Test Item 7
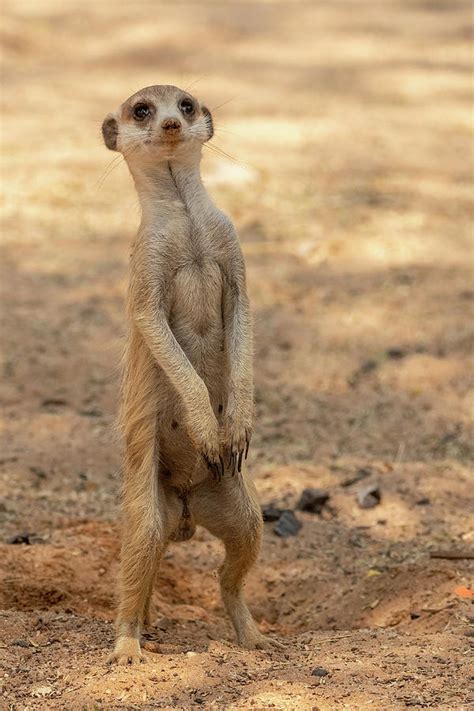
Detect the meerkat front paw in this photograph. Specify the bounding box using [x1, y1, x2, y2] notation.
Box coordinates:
[107, 637, 148, 666]
[222, 413, 252, 475]
[187, 407, 224, 480]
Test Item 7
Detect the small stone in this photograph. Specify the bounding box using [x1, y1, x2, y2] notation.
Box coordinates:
[261, 504, 284, 522]
[416, 497, 430, 506]
[79, 408, 103, 418]
[273, 510, 302, 538]
[386, 347, 406, 360]
[41, 398, 67, 408]
[155, 616, 172, 632]
[296, 488, 330, 514]
[31, 686, 53, 697]
[357, 484, 381, 509]
[7, 533, 31, 545]
[311, 666, 329, 677]
[410, 611, 421, 620]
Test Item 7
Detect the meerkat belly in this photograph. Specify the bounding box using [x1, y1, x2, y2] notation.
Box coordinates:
[156, 259, 229, 488]
[170, 260, 226, 383]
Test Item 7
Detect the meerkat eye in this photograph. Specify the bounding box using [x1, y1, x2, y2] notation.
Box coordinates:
[179, 98, 195, 116]
[133, 103, 151, 121]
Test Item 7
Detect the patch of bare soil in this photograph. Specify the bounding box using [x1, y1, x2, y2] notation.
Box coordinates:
[1, 1, 473, 709]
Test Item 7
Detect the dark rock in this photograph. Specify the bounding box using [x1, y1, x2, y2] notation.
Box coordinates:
[273, 510, 302, 538]
[29, 466, 47, 480]
[356, 484, 381, 509]
[296, 488, 330, 514]
[7, 533, 32, 544]
[348, 360, 378, 387]
[7, 532, 44, 545]
[41, 398, 68, 408]
[416, 497, 430, 506]
[261, 503, 284, 522]
[79, 408, 103, 418]
[155, 616, 173, 632]
[360, 360, 377, 374]
[311, 666, 329, 677]
[386, 347, 406, 360]
[410, 611, 421, 620]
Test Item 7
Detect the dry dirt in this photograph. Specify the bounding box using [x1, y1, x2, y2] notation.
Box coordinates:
[1, 1, 473, 709]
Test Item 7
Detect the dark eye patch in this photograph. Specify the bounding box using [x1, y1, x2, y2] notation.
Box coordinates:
[179, 98, 195, 117]
[133, 103, 151, 121]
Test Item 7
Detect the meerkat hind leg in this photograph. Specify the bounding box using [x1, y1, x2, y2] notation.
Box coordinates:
[107, 525, 163, 665]
[107, 479, 168, 665]
[192, 475, 282, 650]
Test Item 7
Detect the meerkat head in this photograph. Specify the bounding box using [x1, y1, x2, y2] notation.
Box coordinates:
[101, 85, 214, 163]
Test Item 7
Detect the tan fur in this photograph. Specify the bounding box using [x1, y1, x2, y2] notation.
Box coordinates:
[102, 86, 278, 664]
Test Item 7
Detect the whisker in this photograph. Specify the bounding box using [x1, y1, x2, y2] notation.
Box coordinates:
[95, 154, 124, 190]
[203, 142, 247, 167]
[94, 143, 140, 190]
[210, 96, 237, 112]
[183, 74, 213, 93]
[213, 126, 245, 139]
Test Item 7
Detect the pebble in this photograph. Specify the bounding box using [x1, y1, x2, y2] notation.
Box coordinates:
[296, 488, 330, 514]
[311, 667, 329, 677]
[274, 511, 302, 538]
[357, 484, 381, 509]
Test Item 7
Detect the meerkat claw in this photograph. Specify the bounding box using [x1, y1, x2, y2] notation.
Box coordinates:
[245, 433, 250, 460]
[202, 453, 220, 480]
[238, 450, 243, 473]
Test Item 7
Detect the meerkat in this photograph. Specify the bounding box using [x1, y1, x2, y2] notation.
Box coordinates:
[102, 85, 278, 665]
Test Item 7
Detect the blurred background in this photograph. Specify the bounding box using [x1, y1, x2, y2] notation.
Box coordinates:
[1, 1, 473, 708]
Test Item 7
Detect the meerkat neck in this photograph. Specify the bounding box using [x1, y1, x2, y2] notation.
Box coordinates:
[130, 154, 215, 227]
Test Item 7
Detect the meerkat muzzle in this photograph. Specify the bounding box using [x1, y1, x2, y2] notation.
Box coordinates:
[161, 118, 182, 136]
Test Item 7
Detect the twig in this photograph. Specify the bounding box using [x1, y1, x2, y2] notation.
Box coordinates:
[317, 633, 352, 643]
[421, 604, 455, 614]
[429, 550, 474, 560]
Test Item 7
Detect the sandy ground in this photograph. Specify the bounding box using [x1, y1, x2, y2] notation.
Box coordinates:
[1, 1, 473, 709]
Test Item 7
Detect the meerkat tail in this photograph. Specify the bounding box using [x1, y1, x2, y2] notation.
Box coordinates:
[120, 327, 158, 465]
[115, 326, 163, 627]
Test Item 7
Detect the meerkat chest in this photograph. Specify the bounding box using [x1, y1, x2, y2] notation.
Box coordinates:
[170, 258, 223, 337]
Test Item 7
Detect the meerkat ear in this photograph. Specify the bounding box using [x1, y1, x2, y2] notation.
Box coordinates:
[102, 113, 119, 151]
[201, 106, 214, 141]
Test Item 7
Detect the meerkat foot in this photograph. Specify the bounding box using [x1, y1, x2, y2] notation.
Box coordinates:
[238, 630, 284, 651]
[107, 636, 148, 666]
[238, 620, 284, 649]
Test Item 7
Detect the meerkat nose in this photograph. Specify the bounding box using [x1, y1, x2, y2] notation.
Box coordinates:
[162, 118, 182, 133]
